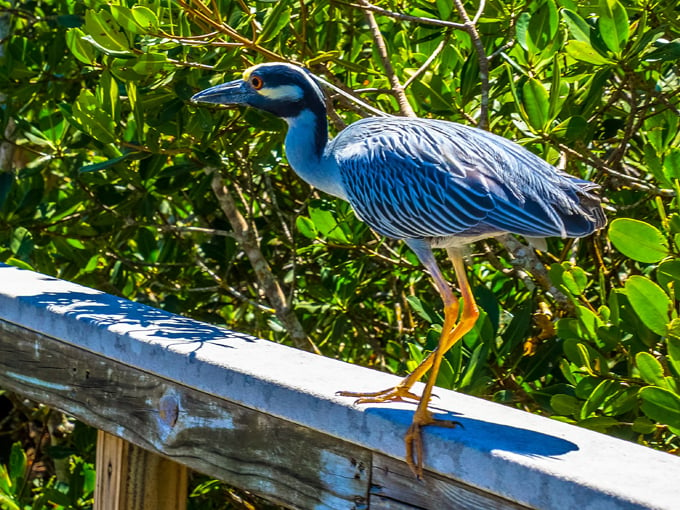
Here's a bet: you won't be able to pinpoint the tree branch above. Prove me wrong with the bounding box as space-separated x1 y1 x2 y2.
452 0 490 129
207 166 320 354
358 0 415 117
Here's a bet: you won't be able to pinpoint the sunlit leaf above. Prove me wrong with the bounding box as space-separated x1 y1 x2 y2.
562 8 591 43
598 0 629 54
636 352 667 387
608 218 668 263
639 387 680 430
625 276 671 336
522 77 550 130
566 40 613 65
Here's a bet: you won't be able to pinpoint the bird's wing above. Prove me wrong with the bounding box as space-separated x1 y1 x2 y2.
332 118 601 241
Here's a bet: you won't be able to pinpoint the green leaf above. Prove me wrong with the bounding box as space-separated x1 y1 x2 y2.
406 295 439 324
645 39 680 62
563 339 606 375
663 148 680 180
632 416 657 434
131 6 160 33
79 151 146 173
577 416 620 432
66 27 97 65
551 394 580 416
435 0 453 19
608 218 668 263
131 53 168 75
639 386 680 429
522 78 550 130
309 202 349 243
295 216 317 239
564 264 588 295
8 442 26 489
657 260 680 293
84 9 130 53
515 12 530 51
667 329 680 376
10 227 34 258
562 8 591 43
598 0 629 54
527 0 558 52
625 275 672 336
581 379 618 419
257 1 291 43
551 115 588 142
4 257 35 271
566 40 613 65
71 89 116 144
636 352 667 387
109 5 140 33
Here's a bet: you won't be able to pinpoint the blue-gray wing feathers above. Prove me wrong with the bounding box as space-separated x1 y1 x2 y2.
329 117 604 243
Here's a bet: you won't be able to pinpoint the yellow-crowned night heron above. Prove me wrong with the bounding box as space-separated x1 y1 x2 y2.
192 62 606 477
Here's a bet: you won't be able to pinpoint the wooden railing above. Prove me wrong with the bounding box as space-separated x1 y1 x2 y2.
1 262 679 509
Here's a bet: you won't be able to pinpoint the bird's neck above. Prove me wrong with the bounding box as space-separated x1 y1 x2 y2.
283 107 346 200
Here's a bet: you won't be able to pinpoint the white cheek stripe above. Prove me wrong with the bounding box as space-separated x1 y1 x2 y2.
258 84 304 101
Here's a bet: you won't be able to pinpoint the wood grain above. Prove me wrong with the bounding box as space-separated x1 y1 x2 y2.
95 431 188 510
0 319 370 509
0 317 529 509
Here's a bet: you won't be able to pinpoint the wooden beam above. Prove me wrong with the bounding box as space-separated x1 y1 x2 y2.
2 263 680 510
95 431 188 510
0 320 373 509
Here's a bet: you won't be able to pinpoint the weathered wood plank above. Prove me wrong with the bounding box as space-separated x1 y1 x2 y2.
0 320 370 509
95 431 188 510
3 264 680 510
95 431 128 510
370 454 529 510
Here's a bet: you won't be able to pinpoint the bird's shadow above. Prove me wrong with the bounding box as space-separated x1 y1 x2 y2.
364 405 578 458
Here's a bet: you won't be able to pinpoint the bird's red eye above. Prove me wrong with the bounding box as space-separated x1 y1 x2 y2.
250 76 263 90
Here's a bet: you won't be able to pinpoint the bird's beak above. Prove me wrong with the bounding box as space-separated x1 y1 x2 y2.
191 79 249 106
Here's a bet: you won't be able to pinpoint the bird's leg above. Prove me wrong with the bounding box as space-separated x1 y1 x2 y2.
335 304 457 404
405 250 479 477
336 241 460 404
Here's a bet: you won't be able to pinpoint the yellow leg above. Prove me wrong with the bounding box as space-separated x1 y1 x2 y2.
336 299 459 404
336 242 480 477
405 253 479 477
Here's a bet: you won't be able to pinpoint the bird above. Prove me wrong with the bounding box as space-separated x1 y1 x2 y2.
191 62 606 477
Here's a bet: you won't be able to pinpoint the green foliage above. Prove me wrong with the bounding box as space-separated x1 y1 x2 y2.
1 0 680 505
0 404 96 510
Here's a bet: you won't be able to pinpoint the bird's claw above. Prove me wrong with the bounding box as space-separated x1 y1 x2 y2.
405 410 463 478
336 386 422 405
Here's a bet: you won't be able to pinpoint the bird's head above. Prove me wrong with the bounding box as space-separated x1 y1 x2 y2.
191 62 326 120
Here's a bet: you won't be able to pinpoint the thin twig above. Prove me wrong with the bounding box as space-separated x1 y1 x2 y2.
207 166 320 354
341 1 466 29
498 235 571 310
358 0 415 117
452 0 490 129
403 33 450 90
192 256 277 314
472 0 486 24
177 0 281 60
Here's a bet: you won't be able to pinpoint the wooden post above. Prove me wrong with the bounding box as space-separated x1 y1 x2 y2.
95 431 188 510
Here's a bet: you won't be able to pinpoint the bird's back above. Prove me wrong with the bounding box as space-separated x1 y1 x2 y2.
329 117 604 245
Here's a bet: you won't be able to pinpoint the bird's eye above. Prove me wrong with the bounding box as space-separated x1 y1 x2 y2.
250 76 264 90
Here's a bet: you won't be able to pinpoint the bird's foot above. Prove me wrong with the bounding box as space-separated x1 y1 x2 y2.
405 407 462 479
336 385 421 405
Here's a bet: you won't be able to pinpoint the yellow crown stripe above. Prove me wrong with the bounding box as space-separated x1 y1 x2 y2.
243 66 257 81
